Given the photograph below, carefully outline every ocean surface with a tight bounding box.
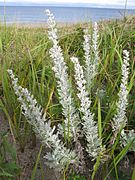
[0,6,135,24]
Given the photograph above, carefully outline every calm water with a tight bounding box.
[0,6,135,24]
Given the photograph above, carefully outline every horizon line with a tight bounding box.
[0,2,135,9]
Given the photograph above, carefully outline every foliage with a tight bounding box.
[0,132,20,179]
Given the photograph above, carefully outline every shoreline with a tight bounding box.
[1,21,84,28]
[1,14,134,29]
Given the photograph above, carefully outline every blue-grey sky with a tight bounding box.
[0,0,135,7]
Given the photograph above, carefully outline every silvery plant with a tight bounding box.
[7,9,135,174]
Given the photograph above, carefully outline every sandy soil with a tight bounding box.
[0,111,60,180]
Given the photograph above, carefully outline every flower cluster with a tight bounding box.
[7,69,77,170]
[92,22,99,69]
[83,23,99,91]
[45,9,79,139]
[112,50,129,132]
[83,28,92,90]
[71,57,102,158]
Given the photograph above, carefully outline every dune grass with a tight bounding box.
[0,15,135,179]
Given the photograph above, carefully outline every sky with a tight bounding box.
[0,0,135,7]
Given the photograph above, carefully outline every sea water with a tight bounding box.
[0,6,134,24]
